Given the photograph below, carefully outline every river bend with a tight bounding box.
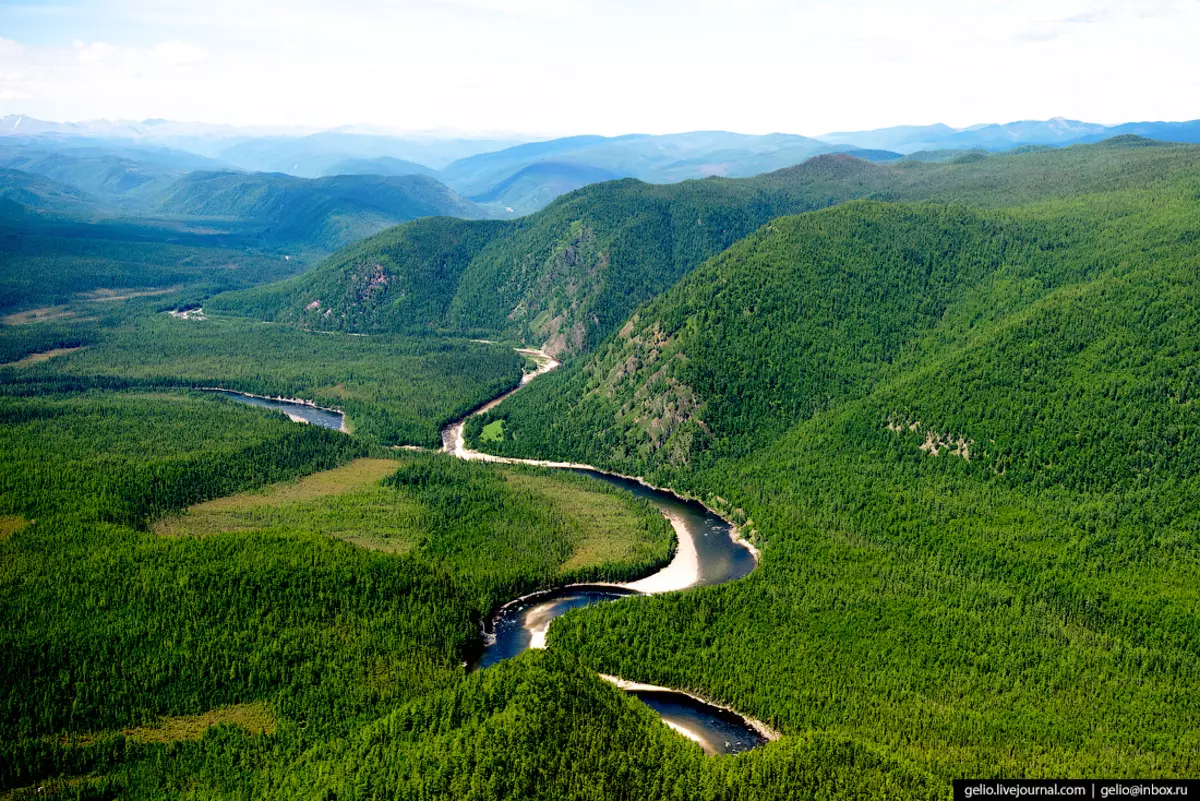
[441,349,772,755]
[215,349,774,755]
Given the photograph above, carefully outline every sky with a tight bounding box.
[0,0,1198,138]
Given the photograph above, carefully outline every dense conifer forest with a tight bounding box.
[0,400,674,797]
[5,137,1200,798]
[464,140,1200,782]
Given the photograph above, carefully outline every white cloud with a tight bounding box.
[431,0,583,16]
[0,0,1198,134]
[150,39,206,66]
[73,40,120,64]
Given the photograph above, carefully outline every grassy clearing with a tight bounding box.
[153,456,671,573]
[502,470,673,573]
[81,287,183,303]
[157,458,401,519]
[0,346,86,369]
[61,702,277,748]
[154,458,417,551]
[0,306,75,325]
[480,419,505,442]
[0,516,26,540]
[122,702,276,743]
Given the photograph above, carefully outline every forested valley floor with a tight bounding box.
[4,138,1200,799]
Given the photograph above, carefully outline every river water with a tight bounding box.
[633,690,768,755]
[207,390,345,430]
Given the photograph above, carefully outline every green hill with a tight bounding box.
[157,171,490,250]
[0,164,495,314]
[211,216,512,337]
[455,141,1200,783]
[210,158,891,351]
[473,137,1200,477]
[0,150,184,207]
[0,168,104,217]
[215,138,1200,357]
[0,170,318,312]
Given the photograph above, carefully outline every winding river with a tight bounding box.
[217,349,774,756]
[206,389,346,430]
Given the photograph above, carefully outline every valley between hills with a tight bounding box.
[3,132,1200,799]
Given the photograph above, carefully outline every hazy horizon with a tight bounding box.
[2,0,1198,138]
[3,112,1197,144]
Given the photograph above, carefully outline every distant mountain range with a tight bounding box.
[321,156,441,179]
[431,131,895,213]
[819,117,1200,153]
[4,114,1200,217]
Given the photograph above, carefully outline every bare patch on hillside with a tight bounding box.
[585,318,707,466]
[317,382,355,399]
[514,226,612,358]
[887,415,973,461]
[919,431,972,460]
[630,358,704,458]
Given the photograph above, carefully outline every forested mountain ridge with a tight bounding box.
[211,169,873,352]
[210,217,513,337]
[207,150,928,351]
[475,137,1200,479]
[0,146,223,208]
[474,201,1048,469]
[0,167,326,313]
[213,137,1200,357]
[454,137,1200,783]
[155,171,493,250]
[0,151,175,206]
[0,167,320,313]
[0,149,500,314]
